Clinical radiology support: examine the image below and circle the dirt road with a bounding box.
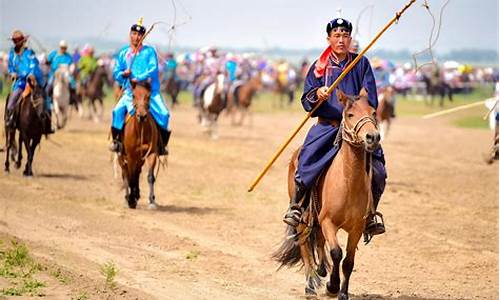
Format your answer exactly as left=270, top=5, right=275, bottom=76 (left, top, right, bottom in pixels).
left=0, top=104, right=497, bottom=299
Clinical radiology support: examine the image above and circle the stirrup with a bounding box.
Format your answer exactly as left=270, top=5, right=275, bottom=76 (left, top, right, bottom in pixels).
left=363, top=212, right=385, bottom=245
left=109, top=140, right=123, bottom=153
left=283, top=205, right=302, bottom=227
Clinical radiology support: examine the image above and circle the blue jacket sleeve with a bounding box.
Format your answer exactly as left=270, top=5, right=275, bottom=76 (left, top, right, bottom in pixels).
left=361, top=57, right=378, bottom=109
left=300, top=61, right=323, bottom=112
left=134, top=47, right=158, bottom=82
left=7, top=50, right=15, bottom=75
left=113, top=50, right=127, bottom=85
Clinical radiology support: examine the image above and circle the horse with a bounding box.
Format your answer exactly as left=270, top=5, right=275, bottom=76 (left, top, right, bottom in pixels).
left=81, top=64, right=111, bottom=122
left=226, top=72, right=262, bottom=126
left=4, top=78, right=45, bottom=176
left=117, top=81, right=159, bottom=209
left=274, top=73, right=296, bottom=108
left=162, top=73, right=181, bottom=108
left=198, top=73, right=226, bottom=139
left=52, top=64, right=71, bottom=129
left=376, top=86, right=395, bottom=140
left=274, top=88, right=381, bottom=300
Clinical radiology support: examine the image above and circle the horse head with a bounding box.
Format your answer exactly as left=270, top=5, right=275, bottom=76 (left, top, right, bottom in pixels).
left=131, top=80, right=151, bottom=123
left=337, top=88, right=380, bottom=152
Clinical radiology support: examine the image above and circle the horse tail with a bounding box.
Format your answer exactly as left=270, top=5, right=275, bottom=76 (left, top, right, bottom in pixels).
left=272, top=225, right=302, bottom=269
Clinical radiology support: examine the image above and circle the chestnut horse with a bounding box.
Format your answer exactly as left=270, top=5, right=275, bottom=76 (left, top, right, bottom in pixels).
left=376, top=86, right=394, bottom=140
left=275, top=88, right=380, bottom=299
left=4, top=78, right=45, bottom=176
left=118, top=81, right=159, bottom=209
left=227, top=72, right=262, bottom=126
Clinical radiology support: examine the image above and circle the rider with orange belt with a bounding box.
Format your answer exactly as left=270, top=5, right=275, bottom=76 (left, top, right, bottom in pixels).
left=6, top=30, right=53, bottom=134
left=283, top=18, right=387, bottom=239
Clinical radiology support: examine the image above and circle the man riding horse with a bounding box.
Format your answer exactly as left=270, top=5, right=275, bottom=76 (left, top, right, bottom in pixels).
left=46, top=40, right=76, bottom=100
left=283, top=18, right=387, bottom=240
left=78, top=45, right=98, bottom=89
left=109, top=18, right=171, bottom=156
left=5, top=30, right=53, bottom=134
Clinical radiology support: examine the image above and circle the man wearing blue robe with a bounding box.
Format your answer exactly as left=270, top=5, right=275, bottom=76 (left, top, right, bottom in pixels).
left=6, top=30, right=53, bottom=134
left=109, top=18, right=171, bottom=156
left=46, top=40, right=76, bottom=98
left=283, top=18, right=386, bottom=239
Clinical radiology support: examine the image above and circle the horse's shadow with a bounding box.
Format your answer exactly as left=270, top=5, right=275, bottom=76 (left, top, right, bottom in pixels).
left=37, top=173, right=88, bottom=181
left=347, top=294, right=451, bottom=300
left=153, top=204, right=226, bottom=216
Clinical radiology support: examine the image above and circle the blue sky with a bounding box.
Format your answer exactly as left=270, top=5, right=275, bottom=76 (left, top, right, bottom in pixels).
left=0, top=0, right=498, bottom=52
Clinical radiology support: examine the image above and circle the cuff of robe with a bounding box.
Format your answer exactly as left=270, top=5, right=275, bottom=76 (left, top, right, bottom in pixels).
left=305, top=88, right=320, bottom=103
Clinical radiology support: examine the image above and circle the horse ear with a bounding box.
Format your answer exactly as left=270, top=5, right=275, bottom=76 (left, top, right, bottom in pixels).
left=336, top=89, right=350, bottom=107
left=359, top=87, right=368, bottom=98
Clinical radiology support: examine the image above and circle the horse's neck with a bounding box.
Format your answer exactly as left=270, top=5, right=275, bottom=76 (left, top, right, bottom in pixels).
left=338, top=142, right=368, bottom=186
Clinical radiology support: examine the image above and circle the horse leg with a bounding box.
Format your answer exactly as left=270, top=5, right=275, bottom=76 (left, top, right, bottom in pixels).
left=128, top=169, right=141, bottom=209
left=322, top=220, right=342, bottom=296
left=4, top=127, right=11, bottom=172
left=338, top=229, right=363, bottom=300
left=147, top=155, right=157, bottom=210
left=316, top=232, right=328, bottom=278
left=15, top=130, right=22, bottom=169
left=298, top=238, right=319, bottom=298
left=22, top=137, right=32, bottom=176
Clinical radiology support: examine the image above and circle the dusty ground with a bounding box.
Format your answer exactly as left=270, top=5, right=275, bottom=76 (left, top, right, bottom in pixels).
left=0, top=101, right=497, bottom=300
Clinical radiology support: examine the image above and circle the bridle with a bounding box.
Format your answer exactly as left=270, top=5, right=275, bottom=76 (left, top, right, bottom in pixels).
left=340, top=96, right=378, bottom=147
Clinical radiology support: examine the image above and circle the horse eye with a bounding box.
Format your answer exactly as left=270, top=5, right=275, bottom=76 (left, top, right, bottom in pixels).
left=347, top=113, right=354, bottom=118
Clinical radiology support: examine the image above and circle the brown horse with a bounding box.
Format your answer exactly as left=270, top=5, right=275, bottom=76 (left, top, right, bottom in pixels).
left=227, top=72, right=262, bottom=126
left=162, top=74, right=180, bottom=108
left=4, top=78, right=45, bottom=176
left=376, top=86, right=394, bottom=140
left=118, top=81, right=159, bottom=209
left=81, top=65, right=111, bottom=122
left=275, top=88, right=380, bottom=299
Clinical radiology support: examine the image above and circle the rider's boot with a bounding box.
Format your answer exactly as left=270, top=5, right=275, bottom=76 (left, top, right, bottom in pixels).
left=109, top=127, right=123, bottom=153
left=283, top=180, right=308, bottom=227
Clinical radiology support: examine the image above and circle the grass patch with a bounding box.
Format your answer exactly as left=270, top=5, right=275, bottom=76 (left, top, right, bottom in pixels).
left=185, top=250, right=200, bottom=260
left=0, top=240, right=46, bottom=297
left=100, top=261, right=118, bottom=290
left=72, top=291, right=90, bottom=300
left=453, top=115, right=489, bottom=129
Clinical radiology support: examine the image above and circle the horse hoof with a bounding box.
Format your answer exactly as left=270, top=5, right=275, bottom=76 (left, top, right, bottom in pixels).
left=305, top=287, right=317, bottom=299
left=338, top=292, right=349, bottom=300
left=127, top=200, right=137, bottom=209
left=148, top=203, right=157, bottom=210
left=14, top=162, right=21, bottom=169
left=326, top=282, right=339, bottom=297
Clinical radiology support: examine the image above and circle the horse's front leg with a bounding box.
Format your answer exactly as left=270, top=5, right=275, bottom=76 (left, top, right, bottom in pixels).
left=338, top=228, right=363, bottom=300
left=15, top=130, right=22, bottom=169
left=146, top=154, right=158, bottom=210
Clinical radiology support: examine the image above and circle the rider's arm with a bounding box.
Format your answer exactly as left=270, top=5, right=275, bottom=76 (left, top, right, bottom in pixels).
left=113, top=50, right=128, bottom=85
left=300, top=60, right=323, bottom=112
left=361, top=56, right=379, bottom=109
left=7, top=50, right=16, bottom=76
left=133, top=47, right=158, bottom=82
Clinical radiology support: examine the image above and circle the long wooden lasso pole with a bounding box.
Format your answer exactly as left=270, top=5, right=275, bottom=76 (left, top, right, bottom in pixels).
left=247, top=0, right=417, bottom=192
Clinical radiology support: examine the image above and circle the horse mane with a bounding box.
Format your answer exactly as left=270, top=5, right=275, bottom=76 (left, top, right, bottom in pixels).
left=132, top=80, right=152, bottom=91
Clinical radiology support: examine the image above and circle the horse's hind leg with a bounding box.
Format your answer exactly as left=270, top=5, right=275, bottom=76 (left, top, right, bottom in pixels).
left=321, top=221, right=342, bottom=296
left=316, top=232, right=328, bottom=278
left=22, top=137, right=33, bottom=176
left=146, top=155, right=157, bottom=210
left=338, top=230, right=363, bottom=300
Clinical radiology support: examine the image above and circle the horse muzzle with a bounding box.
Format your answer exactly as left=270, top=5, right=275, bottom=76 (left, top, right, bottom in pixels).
left=364, top=131, right=380, bottom=152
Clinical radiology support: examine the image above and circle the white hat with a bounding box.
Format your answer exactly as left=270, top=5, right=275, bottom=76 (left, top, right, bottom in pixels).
left=59, top=40, right=68, bottom=48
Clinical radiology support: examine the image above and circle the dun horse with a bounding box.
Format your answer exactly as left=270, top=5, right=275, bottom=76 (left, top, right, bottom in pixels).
left=376, top=86, right=394, bottom=140
left=274, top=88, right=381, bottom=300
left=4, top=78, right=45, bottom=176
left=198, top=74, right=226, bottom=139
left=118, top=81, right=159, bottom=209
left=227, top=72, right=261, bottom=126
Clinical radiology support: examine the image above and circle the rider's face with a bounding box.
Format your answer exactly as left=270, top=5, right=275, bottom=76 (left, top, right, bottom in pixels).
left=129, top=31, right=143, bottom=48
left=327, top=28, right=352, bottom=57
